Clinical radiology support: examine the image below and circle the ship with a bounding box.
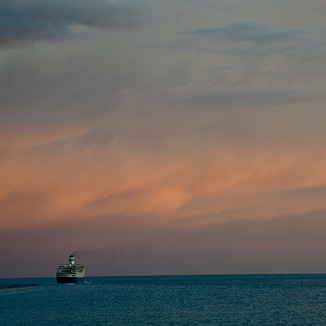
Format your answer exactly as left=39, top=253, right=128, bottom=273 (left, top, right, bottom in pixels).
left=56, top=254, right=85, bottom=284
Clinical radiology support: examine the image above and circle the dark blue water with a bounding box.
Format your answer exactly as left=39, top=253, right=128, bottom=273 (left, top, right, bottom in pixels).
left=1, top=274, right=326, bottom=325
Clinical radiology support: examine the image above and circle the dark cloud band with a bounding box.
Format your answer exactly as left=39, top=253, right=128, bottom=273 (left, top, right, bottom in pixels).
left=0, top=0, right=146, bottom=48
left=180, top=22, right=304, bottom=44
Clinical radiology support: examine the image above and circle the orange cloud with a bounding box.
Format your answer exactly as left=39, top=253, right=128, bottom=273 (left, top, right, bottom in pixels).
left=2, top=89, right=326, bottom=231
left=2, top=119, right=326, bottom=231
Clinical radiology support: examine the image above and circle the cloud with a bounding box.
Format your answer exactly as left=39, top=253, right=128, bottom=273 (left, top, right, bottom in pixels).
left=181, top=22, right=304, bottom=44
left=295, top=0, right=326, bottom=14
left=0, top=0, right=147, bottom=48
left=143, top=21, right=316, bottom=64
left=157, top=21, right=306, bottom=55
left=2, top=109, right=326, bottom=231
left=164, top=85, right=315, bottom=110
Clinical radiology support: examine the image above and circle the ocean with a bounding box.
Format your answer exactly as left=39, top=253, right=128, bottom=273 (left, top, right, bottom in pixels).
left=1, top=274, right=326, bottom=325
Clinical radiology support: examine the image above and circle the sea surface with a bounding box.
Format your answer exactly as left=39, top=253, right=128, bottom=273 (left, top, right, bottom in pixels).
left=1, top=274, right=326, bottom=325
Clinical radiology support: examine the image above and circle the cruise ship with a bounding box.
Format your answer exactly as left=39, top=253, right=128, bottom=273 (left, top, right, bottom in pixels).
left=56, top=254, right=85, bottom=283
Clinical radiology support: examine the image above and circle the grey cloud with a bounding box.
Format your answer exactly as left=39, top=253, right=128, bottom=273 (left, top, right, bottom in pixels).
left=0, top=0, right=147, bottom=48
left=0, top=66, right=119, bottom=125
left=182, top=22, right=304, bottom=44
left=0, top=42, right=136, bottom=127
left=144, top=22, right=309, bottom=57
left=169, top=86, right=314, bottom=110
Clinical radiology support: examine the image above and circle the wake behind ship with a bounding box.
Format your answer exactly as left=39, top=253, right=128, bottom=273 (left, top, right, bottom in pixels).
left=56, top=254, right=85, bottom=284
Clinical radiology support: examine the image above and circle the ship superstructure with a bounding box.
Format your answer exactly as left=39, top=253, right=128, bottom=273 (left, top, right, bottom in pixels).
left=56, top=254, right=85, bottom=284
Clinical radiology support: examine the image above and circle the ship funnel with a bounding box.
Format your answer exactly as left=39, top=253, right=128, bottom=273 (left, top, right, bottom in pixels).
left=69, top=255, right=75, bottom=265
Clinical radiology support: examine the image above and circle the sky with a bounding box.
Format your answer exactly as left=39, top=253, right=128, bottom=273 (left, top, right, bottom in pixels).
left=1, top=0, right=326, bottom=278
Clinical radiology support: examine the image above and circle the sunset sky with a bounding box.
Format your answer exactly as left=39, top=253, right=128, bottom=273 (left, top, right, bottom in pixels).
left=2, top=0, right=326, bottom=278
